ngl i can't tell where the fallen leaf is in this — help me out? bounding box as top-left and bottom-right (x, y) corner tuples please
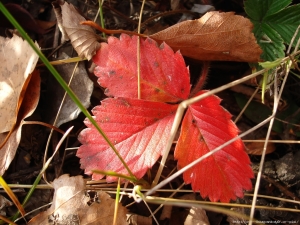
(44, 52), (93, 127)
(28, 174), (128, 225)
(77, 97), (177, 181)
(52, 0), (69, 43)
(245, 139), (276, 155)
(79, 35), (253, 202)
(93, 34), (190, 103)
(0, 70), (40, 175)
(150, 11), (262, 62)
(184, 207), (210, 225)
(175, 91), (253, 202)
(60, 2), (100, 60)
(0, 35), (39, 133)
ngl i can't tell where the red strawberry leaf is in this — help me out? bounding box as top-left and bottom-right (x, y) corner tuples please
(175, 91), (253, 202)
(92, 34), (190, 103)
(77, 97), (177, 181)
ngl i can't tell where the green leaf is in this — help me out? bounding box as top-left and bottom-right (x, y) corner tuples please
(265, 4), (300, 45)
(244, 0), (291, 20)
(245, 0), (299, 62)
(260, 24), (285, 61)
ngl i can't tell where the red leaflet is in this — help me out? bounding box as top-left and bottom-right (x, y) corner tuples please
(77, 97), (177, 181)
(175, 91), (253, 202)
(79, 34), (254, 202)
(93, 34), (190, 103)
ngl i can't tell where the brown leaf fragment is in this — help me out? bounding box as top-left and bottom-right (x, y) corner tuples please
(184, 207), (210, 225)
(150, 11), (262, 62)
(60, 2), (100, 60)
(52, 0), (69, 43)
(245, 140), (276, 155)
(28, 174), (128, 225)
(0, 70), (40, 175)
(0, 34), (39, 133)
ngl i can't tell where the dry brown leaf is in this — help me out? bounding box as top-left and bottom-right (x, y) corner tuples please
(184, 207), (210, 225)
(245, 140), (276, 155)
(0, 70), (40, 175)
(52, 0), (69, 43)
(0, 34), (39, 133)
(150, 11), (262, 62)
(44, 52), (93, 127)
(60, 2), (100, 60)
(28, 174), (128, 225)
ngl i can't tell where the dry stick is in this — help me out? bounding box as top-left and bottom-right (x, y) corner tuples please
(21, 121), (65, 134)
(243, 139), (300, 143)
(137, 0), (146, 99)
(249, 62), (291, 225)
(249, 29), (300, 225)
(234, 86), (259, 123)
(146, 115), (275, 200)
(287, 25), (300, 54)
(151, 68), (268, 189)
(42, 61), (79, 186)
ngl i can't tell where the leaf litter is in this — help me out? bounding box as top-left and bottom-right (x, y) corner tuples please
(28, 174), (128, 225)
(60, 2), (100, 60)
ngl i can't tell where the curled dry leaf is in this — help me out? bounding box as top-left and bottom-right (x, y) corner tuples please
(0, 70), (40, 175)
(28, 174), (128, 225)
(52, 0), (69, 43)
(0, 34), (39, 133)
(150, 11), (262, 62)
(61, 2), (100, 60)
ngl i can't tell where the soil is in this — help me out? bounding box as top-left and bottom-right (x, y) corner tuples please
(1, 0), (300, 224)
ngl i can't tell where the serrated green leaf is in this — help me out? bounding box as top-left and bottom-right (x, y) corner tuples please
(265, 4), (300, 45)
(245, 0), (291, 20)
(245, 0), (298, 62)
(260, 24), (285, 61)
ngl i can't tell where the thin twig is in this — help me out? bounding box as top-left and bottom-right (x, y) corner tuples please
(137, 0), (146, 99)
(249, 60), (291, 225)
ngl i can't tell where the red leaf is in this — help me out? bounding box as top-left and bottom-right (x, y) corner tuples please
(77, 97), (177, 181)
(175, 91), (253, 202)
(92, 34), (190, 103)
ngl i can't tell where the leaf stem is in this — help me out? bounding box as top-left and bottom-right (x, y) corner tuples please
(81, 21), (147, 38)
(0, 2), (135, 180)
